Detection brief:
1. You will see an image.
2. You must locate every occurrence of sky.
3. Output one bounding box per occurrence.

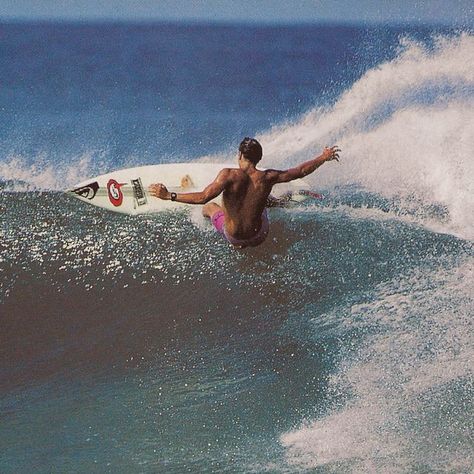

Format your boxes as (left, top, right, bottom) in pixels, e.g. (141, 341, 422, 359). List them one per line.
(0, 0, 472, 25)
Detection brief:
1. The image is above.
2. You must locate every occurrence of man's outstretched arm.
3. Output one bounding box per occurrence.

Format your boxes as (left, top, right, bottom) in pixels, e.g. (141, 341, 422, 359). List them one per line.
(149, 169, 229, 204)
(267, 146, 340, 184)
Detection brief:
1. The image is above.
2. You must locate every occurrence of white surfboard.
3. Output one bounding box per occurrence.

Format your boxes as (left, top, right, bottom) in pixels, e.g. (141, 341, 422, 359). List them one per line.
(67, 163, 313, 215)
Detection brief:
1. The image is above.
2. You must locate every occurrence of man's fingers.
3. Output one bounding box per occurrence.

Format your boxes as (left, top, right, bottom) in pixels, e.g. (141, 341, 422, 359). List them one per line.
(149, 183, 164, 197)
(149, 183, 163, 190)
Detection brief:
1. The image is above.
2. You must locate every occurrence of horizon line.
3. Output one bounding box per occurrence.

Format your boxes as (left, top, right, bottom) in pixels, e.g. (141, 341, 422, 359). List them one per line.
(1, 16, 471, 29)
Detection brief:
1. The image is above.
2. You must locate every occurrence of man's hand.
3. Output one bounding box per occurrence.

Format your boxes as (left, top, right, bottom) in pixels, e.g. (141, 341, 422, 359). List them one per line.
(149, 183, 170, 200)
(322, 145, 341, 162)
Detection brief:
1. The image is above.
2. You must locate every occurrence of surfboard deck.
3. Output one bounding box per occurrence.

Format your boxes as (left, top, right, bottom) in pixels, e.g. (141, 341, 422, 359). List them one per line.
(67, 163, 316, 215)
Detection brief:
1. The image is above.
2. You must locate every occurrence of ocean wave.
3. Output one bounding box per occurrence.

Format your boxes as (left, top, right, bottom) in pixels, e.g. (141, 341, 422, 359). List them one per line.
(2, 34, 472, 240)
(281, 256, 474, 472)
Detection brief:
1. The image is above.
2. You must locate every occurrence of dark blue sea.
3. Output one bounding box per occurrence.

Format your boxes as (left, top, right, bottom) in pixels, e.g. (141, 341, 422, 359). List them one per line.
(1, 21, 473, 473)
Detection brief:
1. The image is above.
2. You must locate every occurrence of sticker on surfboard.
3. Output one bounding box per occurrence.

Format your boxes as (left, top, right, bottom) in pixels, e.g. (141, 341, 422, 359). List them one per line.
(131, 178, 147, 207)
(107, 179, 126, 207)
(71, 181, 99, 200)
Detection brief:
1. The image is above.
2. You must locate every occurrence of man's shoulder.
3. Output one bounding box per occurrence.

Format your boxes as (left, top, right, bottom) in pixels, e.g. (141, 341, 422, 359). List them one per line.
(262, 168, 281, 183)
(218, 167, 274, 183)
(213, 168, 243, 186)
(220, 167, 245, 179)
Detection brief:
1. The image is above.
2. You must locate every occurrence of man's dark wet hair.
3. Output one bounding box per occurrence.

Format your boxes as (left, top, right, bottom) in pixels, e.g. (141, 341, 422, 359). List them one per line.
(239, 137, 262, 165)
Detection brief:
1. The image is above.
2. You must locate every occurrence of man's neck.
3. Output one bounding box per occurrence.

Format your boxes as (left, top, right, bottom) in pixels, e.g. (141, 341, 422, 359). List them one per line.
(239, 159, 257, 172)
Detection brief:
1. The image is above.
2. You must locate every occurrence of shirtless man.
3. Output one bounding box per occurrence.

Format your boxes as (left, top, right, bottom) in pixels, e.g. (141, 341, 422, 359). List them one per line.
(149, 137, 340, 248)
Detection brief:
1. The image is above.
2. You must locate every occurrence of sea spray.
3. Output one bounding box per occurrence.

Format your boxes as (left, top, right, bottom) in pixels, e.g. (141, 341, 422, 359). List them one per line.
(260, 34, 474, 240)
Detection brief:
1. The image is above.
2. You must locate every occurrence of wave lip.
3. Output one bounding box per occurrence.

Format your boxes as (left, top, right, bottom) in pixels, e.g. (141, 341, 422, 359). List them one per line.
(260, 33, 474, 240)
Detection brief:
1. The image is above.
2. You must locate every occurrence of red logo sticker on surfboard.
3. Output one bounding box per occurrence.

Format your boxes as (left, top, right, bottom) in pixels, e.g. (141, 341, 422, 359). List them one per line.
(107, 179, 126, 206)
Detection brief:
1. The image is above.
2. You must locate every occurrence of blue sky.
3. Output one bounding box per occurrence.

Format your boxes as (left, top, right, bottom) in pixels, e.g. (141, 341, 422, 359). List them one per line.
(0, 0, 472, 25)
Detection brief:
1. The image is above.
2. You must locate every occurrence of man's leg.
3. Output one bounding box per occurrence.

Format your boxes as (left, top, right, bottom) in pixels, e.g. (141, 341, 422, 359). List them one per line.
(203, 202, 226, 237)
(202, 202, 222, 219)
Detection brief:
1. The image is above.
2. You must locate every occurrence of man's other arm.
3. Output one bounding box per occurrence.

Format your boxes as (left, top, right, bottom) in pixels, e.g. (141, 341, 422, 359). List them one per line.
(266, 146, 340, 184)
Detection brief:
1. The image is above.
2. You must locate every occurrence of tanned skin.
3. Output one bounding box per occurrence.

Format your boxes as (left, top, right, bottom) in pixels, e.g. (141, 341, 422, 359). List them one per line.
(149, 145, 340, 242)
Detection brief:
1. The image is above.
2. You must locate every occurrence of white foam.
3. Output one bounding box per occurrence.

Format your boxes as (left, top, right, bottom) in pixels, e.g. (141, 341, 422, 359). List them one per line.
(259, 34, 474, 240)
(281, 258, 474, 472)
(0, 152, 100, 191)
(188, 206, 211, 231)
(287, 200, 466, 240)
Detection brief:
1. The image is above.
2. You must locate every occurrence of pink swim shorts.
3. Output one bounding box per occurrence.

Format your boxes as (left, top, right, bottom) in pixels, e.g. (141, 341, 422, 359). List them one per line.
(211, 210, 269, 247)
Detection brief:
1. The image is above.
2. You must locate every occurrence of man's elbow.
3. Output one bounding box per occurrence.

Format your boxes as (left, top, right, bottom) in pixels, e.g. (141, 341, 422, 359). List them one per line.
(200, 192, 214, 204)
(299, 169, 309, 179)
(291, 167, 305, 180)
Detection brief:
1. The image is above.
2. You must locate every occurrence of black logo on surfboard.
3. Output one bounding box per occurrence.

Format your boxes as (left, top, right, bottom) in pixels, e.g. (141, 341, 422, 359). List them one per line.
(131, 178, 147, 206)
(71, 181, 99, 200)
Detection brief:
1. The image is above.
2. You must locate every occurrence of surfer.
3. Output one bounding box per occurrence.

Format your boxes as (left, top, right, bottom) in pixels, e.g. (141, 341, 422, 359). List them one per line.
(149, 137, 340, 248)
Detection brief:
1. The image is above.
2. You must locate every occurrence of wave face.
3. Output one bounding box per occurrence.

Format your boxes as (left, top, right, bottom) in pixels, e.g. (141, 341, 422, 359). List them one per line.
(281, 259, 474, 472)
(1, 22, 473, 473)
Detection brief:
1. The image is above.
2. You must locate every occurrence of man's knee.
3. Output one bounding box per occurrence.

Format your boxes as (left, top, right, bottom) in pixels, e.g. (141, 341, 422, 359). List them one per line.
(203, 202, 221, 218)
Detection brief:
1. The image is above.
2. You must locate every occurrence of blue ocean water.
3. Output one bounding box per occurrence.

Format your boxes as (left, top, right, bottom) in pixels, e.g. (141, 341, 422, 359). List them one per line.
(1, 22, 473, 473)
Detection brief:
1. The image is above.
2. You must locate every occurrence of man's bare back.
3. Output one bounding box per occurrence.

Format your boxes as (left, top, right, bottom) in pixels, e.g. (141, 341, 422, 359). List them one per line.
(149, 137, 340, 248)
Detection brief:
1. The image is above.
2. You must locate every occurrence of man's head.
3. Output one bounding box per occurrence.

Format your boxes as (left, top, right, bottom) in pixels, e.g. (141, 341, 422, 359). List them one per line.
(239, 137, 262, 165)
